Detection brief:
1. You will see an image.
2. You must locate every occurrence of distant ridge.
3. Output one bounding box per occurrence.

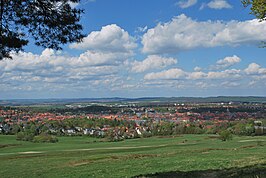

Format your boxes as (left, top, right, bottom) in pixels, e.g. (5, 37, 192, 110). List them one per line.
(0, 96, 266, 106)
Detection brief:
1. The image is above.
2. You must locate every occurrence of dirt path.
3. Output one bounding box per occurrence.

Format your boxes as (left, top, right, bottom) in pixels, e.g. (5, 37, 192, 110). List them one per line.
(0, 142, 198, 156)
(0, 144, 168, 156)
(238, 139, 266, 142)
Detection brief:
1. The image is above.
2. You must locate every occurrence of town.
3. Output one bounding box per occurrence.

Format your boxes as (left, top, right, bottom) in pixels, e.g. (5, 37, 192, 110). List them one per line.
(1, 100, 265, 142)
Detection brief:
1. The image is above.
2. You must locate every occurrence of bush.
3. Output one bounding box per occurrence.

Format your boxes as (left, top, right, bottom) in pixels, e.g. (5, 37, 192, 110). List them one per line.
(16, 132, 25, 141)
(33, 134, 58, 143)
(219, 130, 233, 141)
(141, 131, 152, 138)
(107, 134, 124, 142)
(16, 132, 34, 141)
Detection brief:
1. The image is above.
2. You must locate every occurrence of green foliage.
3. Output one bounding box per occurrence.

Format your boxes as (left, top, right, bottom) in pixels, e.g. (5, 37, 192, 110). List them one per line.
(0, 0, 84, 59)
(219, 130, 233, 141)
(106, 131, 125, 142)
(10, 124, 21, 135)
(242, 0, 266, 47)
(242, 0, 266, 21)
(16, 132, 34, 141)
(16, 132, 58, 143)
(233, 123, 255, 136)
(141, 131, 153, 138)
(33, 134, 58, 143)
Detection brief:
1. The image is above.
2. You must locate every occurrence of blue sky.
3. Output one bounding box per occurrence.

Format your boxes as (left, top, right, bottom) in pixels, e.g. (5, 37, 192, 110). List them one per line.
(0, 0, 266, 99)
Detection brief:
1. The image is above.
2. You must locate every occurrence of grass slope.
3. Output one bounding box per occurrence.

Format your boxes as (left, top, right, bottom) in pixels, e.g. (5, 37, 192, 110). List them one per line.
(0, 135, 266, 177)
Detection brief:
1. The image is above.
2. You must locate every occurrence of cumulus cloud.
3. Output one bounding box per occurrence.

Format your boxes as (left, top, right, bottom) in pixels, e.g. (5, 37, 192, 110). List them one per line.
(210, 55, 241, 70)
(144, 68, 186, 80)
(194, 66, 202, 71)
(186, 68, 241, 80)
(207, 0, 232, 9)
(70, 24, 137, 54)
(207, 69, 241, 79)
(176, 0, 197, 9)
(142, 14, 266, 54)
(131, 55, 177, 73)
(1, 50, 265, 96)
(244, 63, 266, 75)
(142, 60, 244, 82)
(78, 51, 132, 66)
(188, 71, 207, 79)
(0, 49, 127, 93)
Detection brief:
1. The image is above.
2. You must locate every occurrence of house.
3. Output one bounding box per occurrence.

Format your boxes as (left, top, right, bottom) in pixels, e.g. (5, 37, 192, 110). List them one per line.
(254, 126, 266, 135)
(48, 128, 58, 134)
(83, 128, 95, 135)
(75, 127, 82, 132)
(63, 128, 76, 135)
(254, 121, 266, 135)
(135, 127, 142, 135)
(94, 129, 105, 137)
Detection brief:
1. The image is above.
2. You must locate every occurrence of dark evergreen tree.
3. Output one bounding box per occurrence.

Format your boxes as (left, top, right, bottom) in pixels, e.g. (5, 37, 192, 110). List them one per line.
(0, 0, 84, 59)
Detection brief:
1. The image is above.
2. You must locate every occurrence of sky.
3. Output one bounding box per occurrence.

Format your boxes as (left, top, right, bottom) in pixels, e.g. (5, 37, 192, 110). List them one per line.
(1, 0, 266, 99)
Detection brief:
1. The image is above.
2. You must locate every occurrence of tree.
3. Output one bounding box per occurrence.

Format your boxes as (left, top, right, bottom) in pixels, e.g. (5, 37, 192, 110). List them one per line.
(242, 0, 266, 47)
(242, 0, 266, 21)
(0, 0, 85, 60)
(219, 130, 233, 141)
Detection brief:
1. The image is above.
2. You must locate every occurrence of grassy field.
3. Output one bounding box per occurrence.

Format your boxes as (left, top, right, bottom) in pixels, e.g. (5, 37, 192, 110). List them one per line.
(0, 134, 266, 177)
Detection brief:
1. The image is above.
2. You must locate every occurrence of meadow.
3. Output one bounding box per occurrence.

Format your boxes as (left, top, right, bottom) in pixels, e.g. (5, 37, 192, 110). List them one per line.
(0, 134, 266, 177)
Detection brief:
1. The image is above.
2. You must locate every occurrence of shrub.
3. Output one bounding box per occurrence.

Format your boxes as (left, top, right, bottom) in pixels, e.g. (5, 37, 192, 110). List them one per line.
(33, 134, 58, 143)
(16, 132, 34, 141)
(141, 131, 152, 138)
(16, 132, 25, 141)
(219, 130, 233, 141)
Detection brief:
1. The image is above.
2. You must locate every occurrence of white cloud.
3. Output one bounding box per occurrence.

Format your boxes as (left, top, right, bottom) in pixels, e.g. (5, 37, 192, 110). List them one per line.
(139, 59, 266, 91)
(78, 51, 131, 66)
(0, 49, 127, 93)
(196, 82, 208, 89)
(144, 68, 186, 80)
(207, 69, 241, 79)
(186, 68, 242, 80)
(245, 63, 261, 75)
(176, 0, 197, 8)
(68, 0, 95, 8)
(70, 24, 137, 53)
(68, 1, 79, 8)
(207, 0, 232, 9)
(211, 55, 241, 70)
(142, 14, 266, 54)
(194, 66, 202, 71)
(131, 55, 177, 73)
(216, 55, 241, 66)
(221, 81, 240, 87)
(136, 26, 148, 33)
(244, 63, 266, 75)
(188, 71, 207, 79)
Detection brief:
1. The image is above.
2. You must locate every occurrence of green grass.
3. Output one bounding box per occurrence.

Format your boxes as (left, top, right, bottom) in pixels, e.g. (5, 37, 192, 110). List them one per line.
(0, 134, 266, 177)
